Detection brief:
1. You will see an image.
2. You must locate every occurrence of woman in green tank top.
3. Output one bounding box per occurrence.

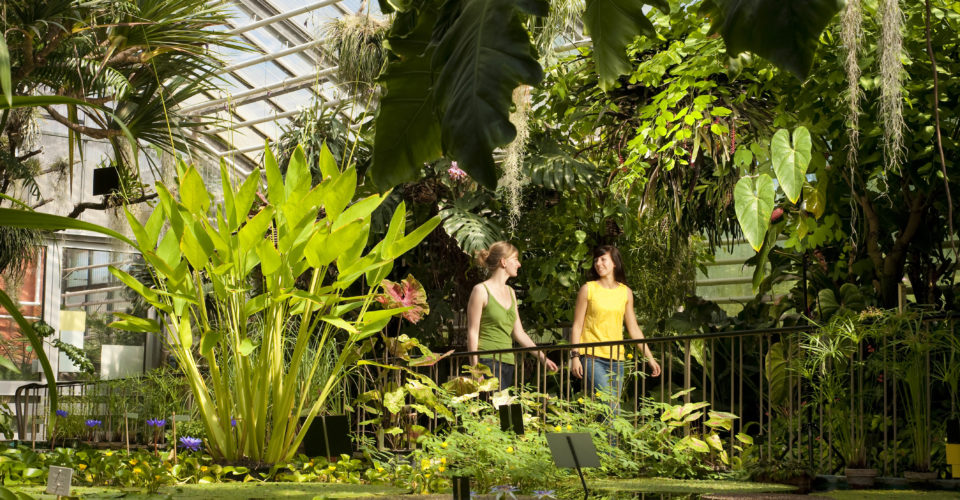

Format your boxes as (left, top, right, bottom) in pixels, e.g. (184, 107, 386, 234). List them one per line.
(467, 241, 558, 390)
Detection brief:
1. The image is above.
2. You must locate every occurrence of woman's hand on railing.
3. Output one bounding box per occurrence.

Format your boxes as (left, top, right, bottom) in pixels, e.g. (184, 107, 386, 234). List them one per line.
(648, 358, 661, 377)
(570, 357, 583, 379)
(540, 354, 558, 372)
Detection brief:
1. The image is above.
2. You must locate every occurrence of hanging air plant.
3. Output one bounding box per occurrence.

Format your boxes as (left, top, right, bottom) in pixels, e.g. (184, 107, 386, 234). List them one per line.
(879, 0, 905, 172)
(840, 0, 863, 167)
(501, 86, 532, 231)
(321, 14, 389, 96)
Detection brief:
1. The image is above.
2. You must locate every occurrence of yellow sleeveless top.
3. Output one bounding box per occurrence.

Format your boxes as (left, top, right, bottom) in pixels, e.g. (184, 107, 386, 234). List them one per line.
(580, 281, 630, 360)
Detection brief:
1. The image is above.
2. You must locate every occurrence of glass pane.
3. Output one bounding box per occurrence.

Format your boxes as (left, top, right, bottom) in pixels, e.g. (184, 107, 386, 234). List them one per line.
(0, 249, 45, 381)
(60, 249, 148, 381)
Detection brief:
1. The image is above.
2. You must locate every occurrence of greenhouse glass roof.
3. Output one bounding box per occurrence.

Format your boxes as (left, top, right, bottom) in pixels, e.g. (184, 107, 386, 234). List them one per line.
(179, 0, 384, 174)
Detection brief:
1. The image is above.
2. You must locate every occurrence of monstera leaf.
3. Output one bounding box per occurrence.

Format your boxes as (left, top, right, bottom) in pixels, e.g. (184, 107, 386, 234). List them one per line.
(439, 195, 505, 255)
(582, 0, 669, 91)
(432, 0, 547, 189)
(702, 0, 844, 79)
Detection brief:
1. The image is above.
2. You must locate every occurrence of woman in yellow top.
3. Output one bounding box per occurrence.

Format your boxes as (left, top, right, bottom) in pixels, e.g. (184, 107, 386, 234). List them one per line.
(570, 245, 661, 413)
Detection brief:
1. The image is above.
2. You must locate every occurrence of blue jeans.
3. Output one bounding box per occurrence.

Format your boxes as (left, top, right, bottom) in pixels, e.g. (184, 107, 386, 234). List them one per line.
(582, 356, 624, 415)
(479, 358, 515, 391)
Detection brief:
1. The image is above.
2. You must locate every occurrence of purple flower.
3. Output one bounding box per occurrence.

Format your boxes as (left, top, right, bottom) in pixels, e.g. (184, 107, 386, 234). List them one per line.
(447, 162, 467, 182)
(179, 436, 202, 452)
(85, 419, 101, 428)
(490, 485, 518, 493)
(533, 491, 556, 499)
(146, 418, 166, 428)
(56, 410, 68, 418)
(230, 417, 237, 427)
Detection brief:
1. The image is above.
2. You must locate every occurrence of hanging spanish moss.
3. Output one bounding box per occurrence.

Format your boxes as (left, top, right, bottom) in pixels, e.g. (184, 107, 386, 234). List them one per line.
(841, 0, 863, 257)
(841, 0, 863, 167)
(879, 0, 906, 172)
(501, 86, 532, 232)
(321, 14, 389, 96)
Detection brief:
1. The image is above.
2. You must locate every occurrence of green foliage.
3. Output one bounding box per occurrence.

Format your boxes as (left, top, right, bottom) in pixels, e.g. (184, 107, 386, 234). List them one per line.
(582, 0, 669, 91)
(110, 144, 440, 462)
(733, 174, 774, 252)
(372, 0, 841, 190)
(0, 0, 247, 196)
(700, 0, 844, 78)
(770, 127, 811, 204)
(371, 0, 546, 189)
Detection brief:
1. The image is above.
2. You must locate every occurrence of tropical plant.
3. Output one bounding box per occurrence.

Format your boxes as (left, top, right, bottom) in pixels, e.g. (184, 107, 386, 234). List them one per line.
(369, 0, 843, 189)
(106, 143, 440, 463)
(0, 0, 245, 214)
(893, 313, 940, 472)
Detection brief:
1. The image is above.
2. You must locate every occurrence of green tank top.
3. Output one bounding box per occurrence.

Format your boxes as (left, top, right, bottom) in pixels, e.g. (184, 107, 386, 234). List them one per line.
(478, 283, 517, 365)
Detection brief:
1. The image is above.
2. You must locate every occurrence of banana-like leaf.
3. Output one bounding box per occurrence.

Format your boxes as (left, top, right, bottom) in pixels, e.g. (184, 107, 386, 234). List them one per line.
(583, 0, 668, 91)
(432, 0, 547, 189)
(702, 0, 843, 79)
(0, 208, 135, 247)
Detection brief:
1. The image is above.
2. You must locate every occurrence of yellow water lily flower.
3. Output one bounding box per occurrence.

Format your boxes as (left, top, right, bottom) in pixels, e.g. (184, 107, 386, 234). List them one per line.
(77, 464, 87, 471)
(421, 458, 431, 470)
(200, 466, 208, 472)
(133, 467, 142, 475)
(327, 465, 336, 472)
(554, 425, 562, 432)
(506, 446, 514, 453)
(440, 441, 448, 449)
(566, 425, 573, 430)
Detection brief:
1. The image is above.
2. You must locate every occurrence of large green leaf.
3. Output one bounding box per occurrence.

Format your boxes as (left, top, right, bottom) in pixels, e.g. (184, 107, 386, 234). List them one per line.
(733, 174, 774, 252)
(432, 0, 547, 189)
(583, 0, 668, 91)
(439, 199, 504, 255)
(771, 127, 811, 204)
(818, 283, 865, 320)
(702, 0, 843, 79)
(0, 35, 11, 107)
(371, 11, 443, 189)
(0, 208, 135, 247)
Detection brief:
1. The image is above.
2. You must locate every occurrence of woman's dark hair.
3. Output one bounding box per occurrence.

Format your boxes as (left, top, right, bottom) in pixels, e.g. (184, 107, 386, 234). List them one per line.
(588, 245, 626, 283)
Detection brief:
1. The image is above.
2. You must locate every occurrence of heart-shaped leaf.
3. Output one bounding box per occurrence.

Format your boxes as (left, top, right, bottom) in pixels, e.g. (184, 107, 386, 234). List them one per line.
(771, 127, 811, 203)
(734, 174, 775, 251)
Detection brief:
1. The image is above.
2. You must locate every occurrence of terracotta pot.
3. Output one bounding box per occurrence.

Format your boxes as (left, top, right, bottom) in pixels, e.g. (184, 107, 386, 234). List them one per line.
(903, 470, 938, 482)
(845, 467, 878, 489)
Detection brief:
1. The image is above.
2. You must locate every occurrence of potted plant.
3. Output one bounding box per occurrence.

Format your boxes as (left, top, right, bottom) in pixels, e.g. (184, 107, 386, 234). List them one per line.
(895, 314, 939, 482)
(801, 312, 878, 487)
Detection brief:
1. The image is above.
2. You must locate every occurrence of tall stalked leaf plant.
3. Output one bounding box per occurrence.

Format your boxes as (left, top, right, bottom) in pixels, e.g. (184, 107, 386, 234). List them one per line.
(108, 143, 439, 462)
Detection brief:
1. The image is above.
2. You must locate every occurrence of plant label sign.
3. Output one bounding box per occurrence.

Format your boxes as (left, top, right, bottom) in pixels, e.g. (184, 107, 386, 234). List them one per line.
(46, 465, 73, 496)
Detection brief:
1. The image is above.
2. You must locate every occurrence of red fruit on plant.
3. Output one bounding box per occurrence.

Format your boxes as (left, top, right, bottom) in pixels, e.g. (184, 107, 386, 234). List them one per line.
(770, 207, 784, 222)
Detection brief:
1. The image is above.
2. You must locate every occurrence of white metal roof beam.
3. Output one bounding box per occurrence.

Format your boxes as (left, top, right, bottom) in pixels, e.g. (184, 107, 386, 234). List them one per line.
(228, 0, 343, 35)
(208, 108, 302, 134)
(182, 68, 337, 114)
(220, 38, 328, 74)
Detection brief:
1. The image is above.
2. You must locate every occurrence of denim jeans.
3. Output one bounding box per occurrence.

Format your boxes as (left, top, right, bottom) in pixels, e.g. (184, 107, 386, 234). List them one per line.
(479, 358, 515, 391)
(582, 356, 624, 415)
